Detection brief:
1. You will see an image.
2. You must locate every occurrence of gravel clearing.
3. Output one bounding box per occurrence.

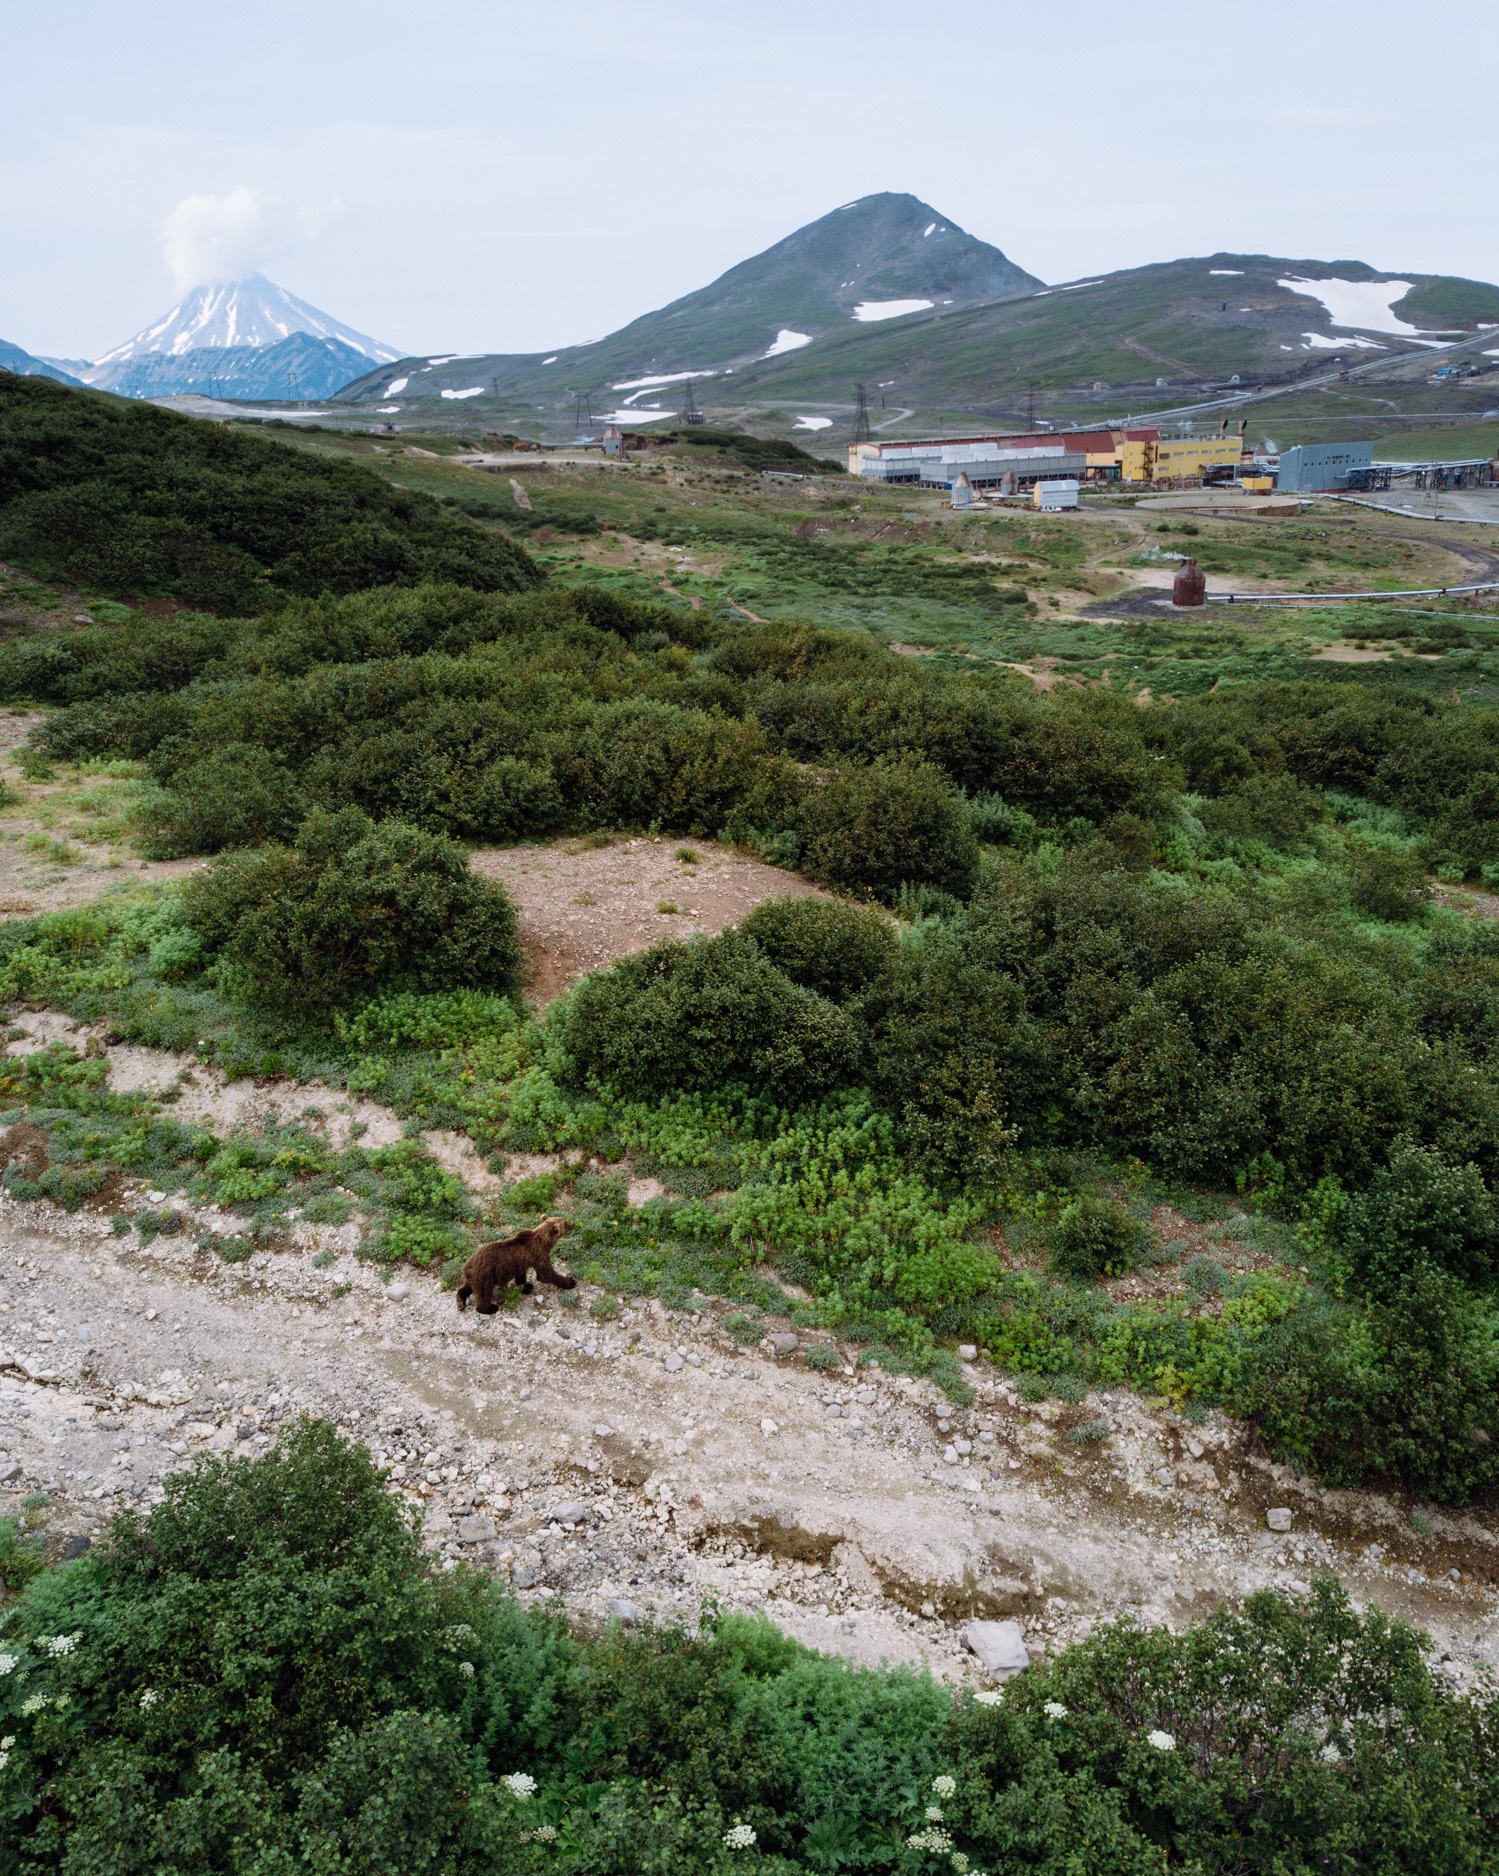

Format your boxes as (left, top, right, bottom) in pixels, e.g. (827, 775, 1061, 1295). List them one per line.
(3, 1183, 1497, 1689)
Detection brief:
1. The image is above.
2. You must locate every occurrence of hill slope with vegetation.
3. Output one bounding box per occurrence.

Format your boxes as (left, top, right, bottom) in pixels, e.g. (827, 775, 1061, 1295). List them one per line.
(0, 375, 540, 612)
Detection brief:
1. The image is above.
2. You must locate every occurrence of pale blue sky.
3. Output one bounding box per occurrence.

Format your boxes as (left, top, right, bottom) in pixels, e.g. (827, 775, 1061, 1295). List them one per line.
(5, 0, 1494, 360)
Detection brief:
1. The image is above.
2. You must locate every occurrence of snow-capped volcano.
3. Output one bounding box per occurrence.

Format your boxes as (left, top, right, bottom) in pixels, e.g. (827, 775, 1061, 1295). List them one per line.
(86, 274, 398, 389)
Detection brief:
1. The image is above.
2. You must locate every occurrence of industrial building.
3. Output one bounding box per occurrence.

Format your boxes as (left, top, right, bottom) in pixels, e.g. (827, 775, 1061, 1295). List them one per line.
(1121, 435, 1244, 483)
(848, 428, 1158, 488)
(1275, 442, 1374, 493)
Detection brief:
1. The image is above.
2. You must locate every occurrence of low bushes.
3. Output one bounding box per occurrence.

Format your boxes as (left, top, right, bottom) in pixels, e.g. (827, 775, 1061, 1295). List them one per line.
(3, 1425, 1496, 1873)
(183, 809, 523, 1021)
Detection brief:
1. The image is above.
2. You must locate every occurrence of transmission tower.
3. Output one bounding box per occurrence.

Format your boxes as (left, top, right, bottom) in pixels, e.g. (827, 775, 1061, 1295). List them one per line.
(678, 379, 705, 426)
(850, 382, 872, 443)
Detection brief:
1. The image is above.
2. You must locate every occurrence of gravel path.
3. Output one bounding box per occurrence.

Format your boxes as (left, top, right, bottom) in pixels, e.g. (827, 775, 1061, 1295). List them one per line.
(3, 1185, 1496, 1692)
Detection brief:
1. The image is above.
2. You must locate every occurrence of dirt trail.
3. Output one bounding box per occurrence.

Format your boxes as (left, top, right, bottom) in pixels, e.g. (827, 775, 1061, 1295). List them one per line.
(2, 1193, 1495, 1687)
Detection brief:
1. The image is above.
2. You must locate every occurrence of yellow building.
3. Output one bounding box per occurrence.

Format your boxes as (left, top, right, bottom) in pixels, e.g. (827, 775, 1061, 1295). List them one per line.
(1121, 436, 1243, 484)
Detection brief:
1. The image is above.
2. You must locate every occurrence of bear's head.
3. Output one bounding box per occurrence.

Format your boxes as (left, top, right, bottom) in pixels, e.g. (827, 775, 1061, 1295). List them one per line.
(535, 1214, 572, 1251)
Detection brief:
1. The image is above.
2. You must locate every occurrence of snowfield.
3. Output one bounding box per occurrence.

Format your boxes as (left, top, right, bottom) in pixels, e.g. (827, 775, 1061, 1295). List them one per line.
(611, 370, 715, 391)
(440, 386, 485, 400)
(1277, 276, 1431, 337)
(852, 299, 933, 322)
(763, 329, 812, 357)
(793, 416, 832, 430)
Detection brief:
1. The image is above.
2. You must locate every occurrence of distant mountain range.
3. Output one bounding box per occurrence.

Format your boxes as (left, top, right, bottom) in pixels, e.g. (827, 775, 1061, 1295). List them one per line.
(8, 197, 1499, 431)
(90, 331, 383, 402)
(330, 196, 1499, 433)
(336, 193, 1040, 420)
(0, 339, 83, 386)
(0, 275, 400, 404)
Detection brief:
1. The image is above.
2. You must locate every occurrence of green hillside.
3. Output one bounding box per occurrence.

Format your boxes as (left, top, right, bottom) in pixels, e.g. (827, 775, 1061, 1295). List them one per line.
(333, 244, 1499, 441)
(742, 254, 1499, 407)
(334, 193, 1038, 418)
(0, 374, 540, 611)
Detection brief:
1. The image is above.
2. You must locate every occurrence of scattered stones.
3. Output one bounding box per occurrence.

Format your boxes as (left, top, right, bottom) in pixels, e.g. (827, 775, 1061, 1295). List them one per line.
(593, 1424, 614, 1439)
(457, 1514, 497, 1544)
(1153, 1466, 1175, 1488)
(552, 1500, 591, 1527)
(1265, 1507, 1293, 1533)
(663, 1352, 683, 1373)
(606, 1598, 641, 1625)
(957, 1345, 978, 1362)
(760, 1418, 779, 1436)
(769, 1333, 799, 1356)
(964, 1619, 1030, 1679)
(386, 1282, 411, 1302)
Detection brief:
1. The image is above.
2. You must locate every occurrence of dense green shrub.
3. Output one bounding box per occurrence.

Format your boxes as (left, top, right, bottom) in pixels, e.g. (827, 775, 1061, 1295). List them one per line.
(0, 375, 540, 608)
(4, 1426, 1497, 1873)
(1231, 1274, 1499, 1502)
(1348, 843, 1431, 921)
(796, 755, 980, 900)
(562, 930, 862, 1106)
(184, 809, 523, 1020)
(140, 743, 306, 857)
(1340, 1136, 1498, 1295)
(737, 895, 898, 1005)
(1050, 1194, 1147, 1280)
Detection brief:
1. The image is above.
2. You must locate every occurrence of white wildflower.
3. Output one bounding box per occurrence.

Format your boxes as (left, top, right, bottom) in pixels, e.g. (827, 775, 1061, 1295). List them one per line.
(43, 1634, 79, 1657)
(1147, 1729, 1176, 1752)
(502, 1772, 537, 1800)
(1320, 1740, 1343, 1764)
(1, 1738, 12, 1749)
(1043, 1701, 1068, 1720)
(951, 1856, 971, 1875)
(20, 1695, 48, 1716)
(0, 1752, 8, 1772)
(459, 1661, 475, 1678)
(531, 1824, 557, 1842)
(931, 1773, 957, 1798)
(972, 1690, 1002, 1707)
(0, 1655, 20, 1676)
(925, 1804, 945, 1821)
(907, 1826, 954, 1853)
(139, 1688, 159, 1710)
(723, 1821, 757, 1850)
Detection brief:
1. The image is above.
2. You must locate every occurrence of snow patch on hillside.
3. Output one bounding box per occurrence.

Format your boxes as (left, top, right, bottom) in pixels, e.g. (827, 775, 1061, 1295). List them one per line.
(440, 386, 485, 399)
(852, 299, 933, 322)
(1209, 269, 1244, 277)
(1301, 332, 1385, 350)
(1277, 276, 1429, 336)
(612, 370, 715, 390)
(384, 377, 409, 396)
(764, 329, 812, 357)
(597, 407, 675, 424)
(794, 416, 832, 430)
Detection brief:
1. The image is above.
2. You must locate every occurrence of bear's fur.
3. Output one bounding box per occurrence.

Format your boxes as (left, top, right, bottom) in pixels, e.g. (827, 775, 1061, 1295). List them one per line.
(455, 1216, 575, 1313)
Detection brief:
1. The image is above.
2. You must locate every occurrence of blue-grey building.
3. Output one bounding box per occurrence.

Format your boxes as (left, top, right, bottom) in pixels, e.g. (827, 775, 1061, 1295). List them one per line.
(1276, 441, 1373, 492)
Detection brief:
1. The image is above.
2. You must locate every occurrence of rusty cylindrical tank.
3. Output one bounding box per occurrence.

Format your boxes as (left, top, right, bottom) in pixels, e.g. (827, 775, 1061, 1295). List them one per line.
(1172, 556, 1207, 607)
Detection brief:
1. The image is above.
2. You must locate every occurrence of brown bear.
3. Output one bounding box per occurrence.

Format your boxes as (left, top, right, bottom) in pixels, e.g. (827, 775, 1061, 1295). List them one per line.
(455, 1216, 576, 1314)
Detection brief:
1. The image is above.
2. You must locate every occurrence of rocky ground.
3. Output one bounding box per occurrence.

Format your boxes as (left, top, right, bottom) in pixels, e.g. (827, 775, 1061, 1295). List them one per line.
(2, 1137, 1496, 1692)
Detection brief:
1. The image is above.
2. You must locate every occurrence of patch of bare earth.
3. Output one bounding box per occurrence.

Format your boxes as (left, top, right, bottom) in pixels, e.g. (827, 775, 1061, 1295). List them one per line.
(470, 835, 827, 1005)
